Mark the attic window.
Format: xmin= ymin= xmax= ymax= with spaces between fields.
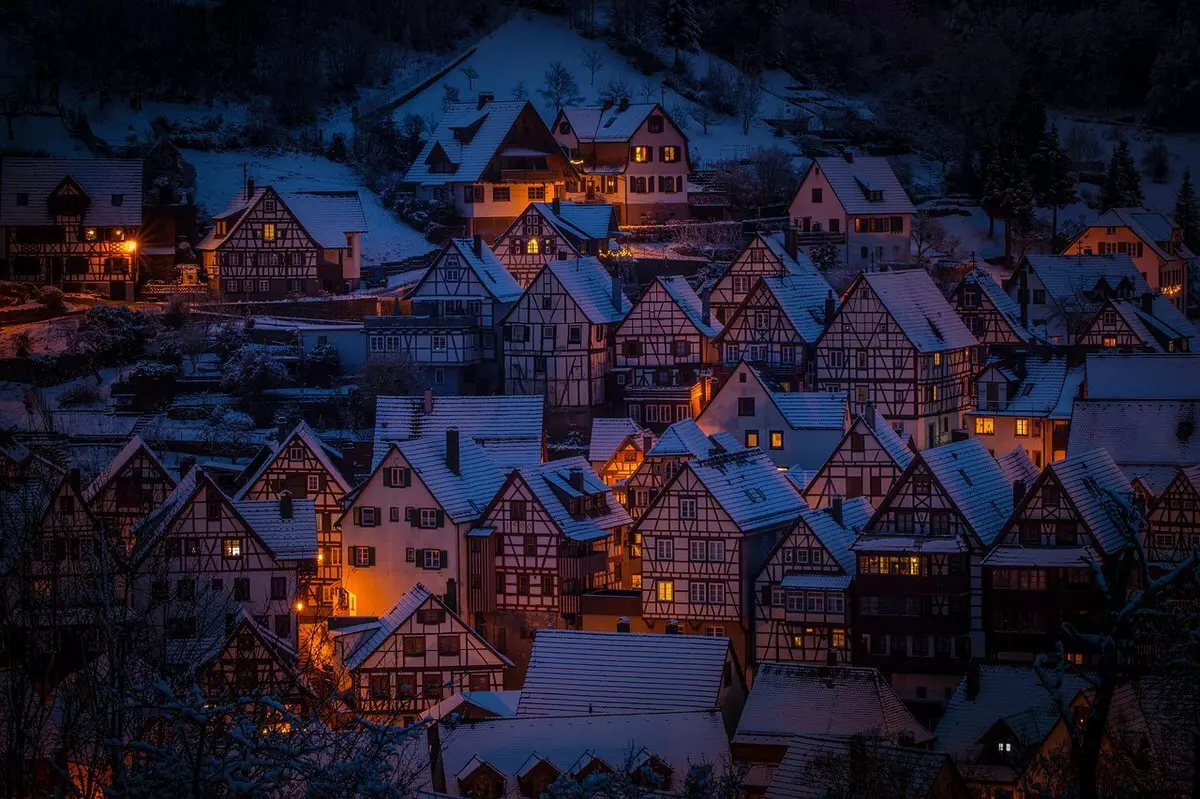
xmin=15 ymin=192 xmax=28 ymax=206
xmin=111 ymin=194 xmax=124 ymax=206
xmin=648 ymin=115 xmax=664 ymax=133
xmin=215 ymin=220 xmax=227 ymax=236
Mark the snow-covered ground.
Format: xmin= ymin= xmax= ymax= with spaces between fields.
xmin=388 ymin=10 xmax=798 ymax=166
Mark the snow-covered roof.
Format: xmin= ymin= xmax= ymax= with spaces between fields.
xmin=235 ymin=422 xmax=350 ymax=500
xmin=765 ymin=735 xmax=949 ymax=799
xmin=406 ymin=100 xmax=535 ymax=186
xmin=81 ymin=436 xmax=173 ymax=504
xmin=771 ymin=391 xmax=848 ymax=430
xmin=657 ymin=275 xmax=721 ymax=338
xmin=561 ymin=103 xmax=661 ymax=143
xmin=517 ymin=630 xmax=731 ymax=716
xmin=439 ymin=710 xmax=730 ymax=792
xmin=757 ymin=272 xmax=837 ymax=343
xmin=960 ymin=268 xmax=1038 ymax=343
xmin=443 ymin=238 xmax=524 ymax=303
xmin=232 ymin=496 xmax=318 ymax=560
xmin=0 ymin=157 xmax=143 ymax=227
xmin=1044 ymin=449 xmax=1135 ymax=555
xmin=648 ymin=419 xmax=731 ymax=459
xmin=1085 ymin=353 xmax=1200 ymax=400
xmin=280 ymin=190 xmax=368 ymax=247
xmin=982 ymin=545 xmax=1098 ymax=567
xmin=1104 ymin=296 xmax=1197 ymax=351
xmin=793 ymin=496 xmax=874 ymax=575
xmin=423 ymin=690 xmax=522 ymax=722
xmin=1085 ymin=207 xmax=1194 ymax=262
xmin=1067 ymin=399 xmax=1200 ymax=472
xmin=516 ymin=457 xmax=632 ymax=542
xmin=588 ymin=418 xmax=648 ymax=464
xmin=393 ymin=434 xmax=505 ymax=524
xmin=935 ymin=664 xmax=1089 ymax=763
xmin=975 ymin=356 xmax=1075 ymax=417
xmin=735 ymin=664 xmax=930 ymax=746
xmin=544 ymin=257 xmax=631 ymax=324
xmin=531 ymin=201 xmax=617 ymax=241
xmin=761 ymin=233 xmax=822 ymax=275
xmin=1021 ymin=254 xmax=1151 ymax=309
xmin=132 ymin=468 xmax=201 ymax=553
xmin=686 ymin=449 xmax=804 ymax=531
xmin=808 ymin=155 xmax=915 ymax=216
xmin=995 ymin=446 xmax=1040 ymax=488
xmin=373 ymin=394 xmax=544 ymax=472
xmin=864 ymin=411 xmax=915 ymax=469
xmin=860 ymin=270 xmax=978 ymax=353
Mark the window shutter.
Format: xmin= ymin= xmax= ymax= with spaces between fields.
xmin=353 ymin=507 xmax=362 ymax=525
xmin=415 ymin=549 xmax=425 ymax=569
xmin=402 ymin=468 xmax=411 ymax=487
xmin=372 ymin=507 xmax=382 ymax=527
xmin=439 ymin=549 xmax=449 ymax=569
xmin=435 ymin=509 xmax=445 ymax=528
xmin=406 ymin=506 xmax=416 ymax=527
xmin=347 ymin=546 xmax=354 ymax=564
xmin=367 ymin=547 xmax=376 ymax=567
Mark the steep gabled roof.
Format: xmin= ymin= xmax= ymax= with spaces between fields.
xmin=0 ymin=157 xmax=143 ymax=227
xmin=795 ymin=496 xmax=874 ymax=575
xmin=1067 ymin=399 xmax=1200 ymax=474
xmin=82 ymin=436 xmax=174 ymax=504
xmin=735 ymin=664 xmax=931 ymax=745
xmin=1045 ymin=449 xmax=1136 ymax=555
xmin=648 ymin=419 xmax=737 ymax=459
xmin=373 ymin=394 xmax=544 ymax=472
xmin=516 ymin=457 xmax=632 ymax=542
xmin=771 ymin=391 xmax=849 ymax=431
xmin=1103 ymin=296 xmax=1197 ymax=351
xmin=1085 ymin=353 xmax=1200 ymax=400
xmin=959 ymin=268 xmax=1038 ymax=343
xmin=231 ymin=497 xmax=318 ymax=560
xmin=235 ymin=422 xmax=350 ymax=500
xmin=415 ymin=238 xmax=524 ymax=304
xmin=996 ymin=446 xmax=1040 ymax=488
xmin=656 ymin=275 xmax=721 ymax=338
xmin=976 ymin=356 xmax=1075 ymax=417
xmin=531 ymin=201 xmax=618 ymax=241
xmin=544 ymin=257 xmax=631 ymax=324
xmin=1021 ymin=254 xmax=1151 ymax=309
xmin=807 ymin=155 xmax=915 ymax=216
xmin=560 ymin=103 xmax=664 ymax=143
xmin=406 ymin=100 xmax=534 ymax=185
xmin=687 ymin=449 xmax=804 ymax=531
xmin=865 ymin=412 xmax=916 ymax=469
xmin=589 ymin=418 xmax=649 ymax=464
xmin=1081 ymin=207 xmax=1194 ymax=262
xmin=766 ymin=735 xmax=952 ymax=799
xmin=395 ymin=435 xmax=505 ymax=524
xmin=922 ymin=439 xmax=1014 ymax=547
xmin=759 ymin=272 xmax=838 ymax=343
xmin=860 ymin=270 xmax=978 ymax=353
xmin=280 ymin=190 xmax=368 ymax=246
xmin=517 ymin=630 xmax=731 ymax=716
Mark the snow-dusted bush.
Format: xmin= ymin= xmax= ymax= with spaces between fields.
xmin=221 ymin=346 xmax=288 ymax=396
xmin=58 ymin=382 xmax=103 ymax=408
xmin=77 ymin=304 xmax=150 ymax=364
xmin=302 ymin=342 xmax=343 ymax=388
xmin=127 ymin=360 xmax=179 ymax=404
xmin=36 ymin=285 xmax=66 ymax=312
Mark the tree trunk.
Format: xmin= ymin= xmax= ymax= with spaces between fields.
xmin=987 ymin=214 xmax=995 ymax=238
xmin=1051 ymin=205 xmax=1059 ymax=251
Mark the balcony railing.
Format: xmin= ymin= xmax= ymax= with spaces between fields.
xmin=500 ymin=169 xmax=558 ymax=183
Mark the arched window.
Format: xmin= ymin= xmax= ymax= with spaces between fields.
xmin=526 ymin=238 xmax=540 ymax=255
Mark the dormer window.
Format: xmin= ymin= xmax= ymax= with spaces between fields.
xmin=997 ymin=741 xmax=1013 ymax=753
xmin=215 ymin=220 xmax=227 ymax=237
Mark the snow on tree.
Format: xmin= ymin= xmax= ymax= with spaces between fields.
xmin=539 ymin=62 xmax=582 ymax=110
xmin=659 ymin=0 xmax=700 ymax=69
xmin=1099 ymin=139 xmax=1143 ymax=211
xmin=599 ymin=78 xmax=634 ymax=105
xmin=220 ymin=346 xmax=288 ymax=396
xmin=301 ymin=341 xmax=342 ymax=388
xmin=911 ymin=211 xmax=961 ymax=267
xmin=733 ymin=74 xmax=763 ymax=135
xmin=1032 ymin=123 xmax=1077 ymax=248
xmin=1174 ymin=167 xmax=1199 ymax=252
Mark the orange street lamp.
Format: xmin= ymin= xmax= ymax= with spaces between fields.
xmin=123 ymin=240 xmax=138 ymax=254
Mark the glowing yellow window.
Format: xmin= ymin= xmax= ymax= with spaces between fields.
xmin=1102 ymin=336 xmax=1117 ymax=348
xmin=656 ymin=580 xmax=674 ymax=601
xmin=222 ymin=538 xmax=243 ymax=558
xmin=932 ymin=352 xmax=941 ymax=366
xmin=631 ymin=574 xmax=642 ymax=589
xmin=1015 ymin=419 xmax=1030 ymax=436
xmin=526 ymin=238 xmax=540 ymax=255
xmin=831 ymin=628 xmax=846 ymax=649
xmin=631 ymin=146 xmax=650 ymax=163
xmin=262 ymin=223 xmax=276 ymax=241
xmin=975 ymin=417 xmax=995 ymax=435
xmin=84 ymin=228 xmax=97 ymax=241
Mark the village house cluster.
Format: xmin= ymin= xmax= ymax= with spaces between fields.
xmin=1 ymin=97 xmax=1198 ymax=798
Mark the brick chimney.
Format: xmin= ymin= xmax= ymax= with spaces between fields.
xmin=665 ymin=619 xmax=680 ymax=634
xmin=784 ymin=226 xmax=798 ymax=261
xmin=279 ymin=490 xmax=293 ymax=520
xmin=552 ymin=196 xmax=561 ymax=216
xmin=831 ymin=495 xmax=843 ymax=526
xmin=427 ymin=722 xmax=446 ymax=793
xmin=966 ymin=659 xmax=981 ymax=700
xmin=446 ymin=428 xmax=460 ymax=476
xmin=1140 ymin=292 xmax=1154 ymax=315
xmin=864 ymin=400 xmax=876 ymax=429
xmin=642 ymin=434 xmax=653 ymax=454
xmin=842 ymin=150 xmax=854 ymax=164
xmin=246 ymin=178 xmax=255 ymax=200
xmin=1013 ymin=479 xmax=1027 ymax=509
xmin=477 ymin=91 xmax=494 ymax=109
xmin=568 ymin=466 xmax=585 ymax=492
xmin=423 ymin=388 xmax=433 ymax=415
xmin=618 ymin=96 xmax=630 ymax=112
xmin=701 ymin=292 xmax=711 ymax=327
xmin=473 ymin=233 xmax=483 ymax=259
xmin=824 ymin=290 xmax=836 ymax=328
xmin=617 ymin=616 xmax=631 ymax=633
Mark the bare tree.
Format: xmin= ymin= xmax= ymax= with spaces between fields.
xmin=733 ymin=75 xmax=763 ymax=135
xmin=460 ymin=65 xmax=479 ymax=91
xmin=599 ymin=78 xmax=633 ymax=105
xmin=911 ymin=211 xmax=962 ymax=266
xmin=639 ymin=81 xmax=659 ymax=103
xmin=538 ymin=62 xmax=582 ymax=109
xmin=583 ymin=49 xmax=605 ymax=86
xmin=690 ymin=104 xmax=719 ymax=134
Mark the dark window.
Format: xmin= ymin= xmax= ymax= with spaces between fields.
xmin=271 ymin=576 xmax=287 ymax=600
xmin=647 ymin=115 xmax=665 ymax=133
xmin=176 ymin=579 xmax=195 ymax=600
xmin=274 ymin=614 xmax=291 ymax=639
xmin=542 ymin=574 xmax=553 ymax=595
xmin=234 ymin=578 xmax=250 ymax=601
xmin=438 ymin=635 xmax=460 ymax=656
xmin=403 ymin=635 xmax=426 ymax=656
xmin=737 ymin=397 xmax=755 ymax=416
xmin=510 ymin=500 xmax=527 ymax=521
xmin=517 ymin=574 xmax=531 ymax=595
xmin=369 ymin=674 xmax=390 ymax=699
xmin=812 ymin=188 xmax=823 ymax=203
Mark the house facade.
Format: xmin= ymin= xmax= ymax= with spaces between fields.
xmin=622 ymin=420 xmax=743 ymax=526
xmin=966 ymin=356 xmax=1081 ymax=469
xmin=753 ymin=497 xmax=871 ymax=665
xmin=0 ymin=158 xmax=143 ymax=299
xmin=814 ymin=269 xmax=978 ymax=450
xmin=197 ymin=184 xmax=367 ymax=298
xmin=1076 ymin=295 xmax=1195 ymax=353
xmin=551 ymin=101 xmax=690 ymax=225
xmin=708 ymin=233 xmax=818 ymax=325
xmin=786 ymin=154 xmax=915 ymax=268
xmin=81 ymin=436 xmax=176 ymax=547
xmin=952 ymin=268 xmax=1038 ymax=347
xmin=406 ymin=97 xmax=577 ymax=239
xmin=802 ymin=406 xmax=915 ymax=510
xmin=613 ymin=275 xmax=721 ymax=431
xmin=492 ymin=200 xmax=618 ymax=289
xmin=1005 ymin=254 xmax=1151 ymax=344
xmin=1147 ymin=466 xmax=1200 ymax=571
xmin=502 ymin=256 xmax=630 ymax=409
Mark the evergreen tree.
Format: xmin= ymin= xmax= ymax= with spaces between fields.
xmin=1005 ymin=74 xmax=1047 ymax=163
xmin=1099 ymin=139 xmax=1143 ymax=210
xmin=1033 ymin=124 xmax=1077 ymax=248
xmin=1174 ymin=167 xmax=1200 ymax=252
xmin=660 ymin=0 xmax=701 ymax=69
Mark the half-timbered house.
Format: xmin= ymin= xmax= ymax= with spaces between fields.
xmin=492 ymin=200 xmax=618 ymax=288
xmin=951 ymin=268 xmax=1039 ymax=347
xmin=786 ymin=154 xmax=915 ymax=268
xmin=334 ymin=583 xmax=511 ymax=726
xmin=0 ymin=158 xmax=143 ymax=299
xmin=367 ymin=236 xmax=523 ymax=394
xmin=614 ymin=275 xmax=721 ymax=429
xmin=1005 ymin=254 xmax=1151 ymax=344
xmin=695 ymin=361 xmax=848 ymax=469
xmin=342 ymin=430 xmax=504 ymax=618
xmin=374 ymin=391 xmax=546 ymax=474
xmin=852 ymin=438 xmax=1016 ymax=712
xmin=502 ymin=256 xmax=631 ymax=409
xmin=195 ymin=610 xmax=314 ymax=709
xmin=966 ymin=355 xmax=1083 ymax=468
xmin=1147 ymin=466 xmax=1200 ymax=571
xmin=636 ymin=447 xmax=805 ymax=668
xmin=588 ymin=417 xmax=654 ymax=487
xmin=802 ymin=405 xmax=914 ymax=509
xmin=983 ymin=449 xmax=1134 ymax=663
xmin=235 ymin=423 xmax=353 ymax=615
xmin=764 ymin=735 xmax=967 ymax=799
xmin=406 ymin=97 xmax=578 ymax=239
xmin=708 ymin=233 xmax=820 ymax=324
xmin=715 ymin=266 xmax=837 ymax=391
xmin=469 ymin=457 xmax=631 ymax=675
xmin=1076 ymin=294 xmax=1196 ymax=353
xmin=81 ymin=436 xmax=176 ymax=548
xmin=814 ymin=268 xmax=979 ymax=450
xmin=551 ymin=101 xmax=691 ymax=225
xmin=753 ymin=496 xmax=872 ymax=665
xmin=197 ymin=183 xmax=367 ymax=298
xmin=131 ymin=468 xmax=317 ymax=651
xmin=1064 ymin=207 xmax=1192 ymax=312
